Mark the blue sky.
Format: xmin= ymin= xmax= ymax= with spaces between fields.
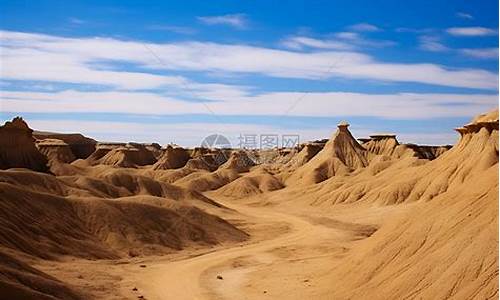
xmin=0 ymin=0 xmax=498 ymax=146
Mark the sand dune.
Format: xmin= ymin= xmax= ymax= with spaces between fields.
xmin=0 ymin=110 xmax=497 ymax=299
xmin=216 ymin=168 xmax=284 ymax=198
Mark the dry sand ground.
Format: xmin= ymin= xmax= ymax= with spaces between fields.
xmin=34 ymin=195 xmax=401 ymax=300
xmin=0 ymin=110 xmax=497 ymax=299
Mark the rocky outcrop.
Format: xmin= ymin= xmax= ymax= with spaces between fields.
xmin=145 ymin=143 xmax=164 ymax=159
xmin=36 ymin=139 xmax=76 ymax=164
xmin=287 ymin=122 xmax=368 ymax=184
xmin=283 ymin=143 xmax=323 ymax=170
xmin=84 ymin=143 xmax=125 ymax=165
xmin=361 ymin=134 xmax=399 ymax=157
xmin=360 ymin=134 xmax=451 ymax=161
xmin=186 ymin=148 xmax=230 ymax=171
xmin=153 ymin=146 xmax=190 ymax=170
xmin=99 ymin=144 xmax=157 ymax=168
xmin=402 ymin=144 xmax=452 ymax=160
xmin=0 ymin=117 xmax=48 ymax=172
xmin=305 ymin=109 xmax=499 ymax=206
xmin=219 ymin=150 xmax=256 ymax=173
xmin=326 ymin=110 xmax=499 ymax=299
xmin=83 ymin=143 xmax=157 ymax=168
xmin=34 ymin=132 xmax=96 ymax=159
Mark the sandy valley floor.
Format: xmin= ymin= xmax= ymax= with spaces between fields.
xmin=34 ymin=195 xmax=406 ymax=300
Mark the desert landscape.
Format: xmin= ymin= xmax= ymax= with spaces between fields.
xmin=1 ymin=1 xmax=499 ymax=299
xmin=0 ymin=108 xmax=497 ymax=299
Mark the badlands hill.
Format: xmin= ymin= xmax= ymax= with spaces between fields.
xmin=36 ymin=139 xmax=76 ymax=164
xmin=0 ymin=118 xmax=248 ymax=298
xmin=286 ymin=109 xmax=498 ymax=299
xmin=0 ymin=117 xmax=48 ymax=172
xmin=34 ymin=131 xmax=97 ymax=159
xmin=153 ymin=145 xmax=190 ymax=170
xmin=0 ymin=109 xmax=497 ymax=300
xmin=286 ymin=121 xmax=368 ymax=184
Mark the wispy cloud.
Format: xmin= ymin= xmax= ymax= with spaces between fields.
xmin=446 ymin=27 xmax=497 ymax=36
xmin=197 ymin=13 xmax=248 ymax=29
xmin=395 ymin=27 xmax=434 ymax=34
xmin=280 ymin=36 xmax=353 ymax=50
xmin=456 ymin=12 xmax=474 ymax=20
xmin=333 ymin=32 xmax=396 ymax=47
xmin=348 ymin=23 xmax=380 ymax=32
xmin=1 ymin=89 xmax=496 ymax=120
xmin=68 ymin=17 xmax=86 ymax=25
xmin=0 ymin=30 xmax=497 ymax=90
xmin=419 ymin=35 xmax=449 ymax=52
xmin=418 ymin=34 xmax=498 ymax=60
xmin=459 ymin=48 xmax=499 ymax=59
xmin=147 ymin=25 xmax=196 ymax=35
xmin=334 ymin=32 xmax=359 ymax=40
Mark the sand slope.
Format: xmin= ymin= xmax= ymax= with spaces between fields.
xmin=216 ymin=168 xmax=284 ymax=198
xmin=0 ymin=161 xmax=247 ymax=298
xmin=307 ymin=109 xmax=499 ymax=298
xmin=0 ymin=247 xmax=85 ymax=300
xmin=328 ymin=166 xmax=498 ymax=299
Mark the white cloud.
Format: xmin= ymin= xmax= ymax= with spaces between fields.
xmin=281 ymin=32 xmax=395 ymax=51
xmin=0 ymin=30 xmax=497 ymax=90
xmin=348 ymin=23 xmax=380 ymax=32
xmin=1 ymin=89 xmax=496 ymax=120
xmin=197 ymin=14 xmax=247 ymax=29
xmin=280 ymin=36 xmax=353 ymax=50
xmin=0 ymin=32 xmax=187 ymax=90
xmin=459 ymin=48 xmax=499 ymax=59
xmin=334 ymin=32 xmax=359 ymax=40
xmin=446 ymin=27 xmax=497 ymax=36
xmin=333 ymin=32 xmax=396 ymax=47
xmin=418 ymin=35 xmax=497 ymax=59
xmin=147 ymin=25 xmax=196 ymax=35
xmin=456 ymin=12 xmax=473 ymax=20
xmin=395 ymin=28 xmax=434 ymax=34
xmin=419 ymin=36 xmax=449 ymax=52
